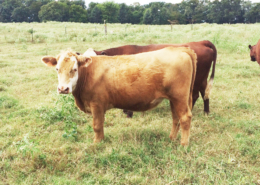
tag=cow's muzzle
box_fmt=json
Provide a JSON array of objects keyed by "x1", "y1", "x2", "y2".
[
  {"x1": 58, "y1": 87, "x2": 69, "y2": 94},
  {"x1": 251, "y1": 56, "x2": 256, "y2": 61}
]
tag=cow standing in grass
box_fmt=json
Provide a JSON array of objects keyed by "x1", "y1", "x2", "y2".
[
  {"x1": 41, "y1": 47, "x2": 197, "y2": 146},
  {"x1": 249, "y1": 39, "x2": 260, "y2": 65},
  {"x1": 94, "y1": 40, "x2": 217, "y2": 117}
]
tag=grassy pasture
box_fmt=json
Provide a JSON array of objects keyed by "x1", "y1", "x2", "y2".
[{"x1": 0, "y1": 22, "x2": 260, "y2": 184}]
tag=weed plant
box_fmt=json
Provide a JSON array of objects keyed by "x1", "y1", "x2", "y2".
[{"x1": 0, "y1": 22, "x2": 260, "y2": 184}]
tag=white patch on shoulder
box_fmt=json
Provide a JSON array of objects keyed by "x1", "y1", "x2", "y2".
[{"x1": 83, "y1": 48, "x2": 97, "y2": 56}]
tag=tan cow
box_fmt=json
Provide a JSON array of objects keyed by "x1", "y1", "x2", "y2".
[{"x1": 41, "y1": 47, "x2": 197, "y2": 146}]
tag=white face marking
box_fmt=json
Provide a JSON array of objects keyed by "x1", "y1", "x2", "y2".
[
  {"x1": 56, "y1": 52, "x2": 79, "y2": 94},
  {"x1": 70, "y1": 57, "x2": 79, "y2": 91},
  {"x1": 83, "y1": 48, "x2": 97, "y2": 57}
]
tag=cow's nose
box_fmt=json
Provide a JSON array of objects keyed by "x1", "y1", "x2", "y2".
[
  {"x1": 58, "y1": 86, "x2": 69, "y2": 94},
  {"x1": 64, "y1": 87, "x2": 69, "y2": 93}
]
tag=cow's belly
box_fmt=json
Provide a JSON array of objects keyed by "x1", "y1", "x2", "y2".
[{"x1": 115, "y1": 97, "x2": 164, "y2": 112}]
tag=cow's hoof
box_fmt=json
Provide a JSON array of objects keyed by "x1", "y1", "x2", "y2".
[
  {"x1": 94, "y1": 137, "x2": 104, "y2": 143},
  {"x1": 181, "y1": 142, "x2": 189, "y2": 146},
  {"x1": 204, "y1": 111, "x2": 209, "y2": 116},
  {"x1": 127, "y1": 112, "x2": 133, "y2": 118},
  {"x1": 169, "y1": 134, "x2": 177, "y2": 141}
]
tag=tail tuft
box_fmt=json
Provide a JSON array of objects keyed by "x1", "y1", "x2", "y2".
[{"x1": 204, "y1": 78, "x2": 213, "y2": 100}]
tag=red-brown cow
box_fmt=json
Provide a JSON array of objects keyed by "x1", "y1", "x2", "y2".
[
  {"x1": 41, "y1": 47, "x2": 197, "y2": 146},
  {"x1": 249, "y1": 39, "x2": 260, "y2": 65},
  {"x1": 94, "y1": 40, "x2": 217, "y2": 117}
]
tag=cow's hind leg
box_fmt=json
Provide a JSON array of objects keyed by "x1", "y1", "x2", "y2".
[
  {"x1": 90, "y1": 103, "x2": 105, "y2": 143},
  {"x1": 171, "y1": 99, "x2": 192, "y2": 146},
  {"x1": 201, "y1": 90, "x2": 209, "y2": 114},
  {"x1": 192, "y1": 89, "x2": 199, "y2": 109},
  {"x1": 169, "y1": 101, "x2": 180, "y2": 141},
  {"x1": 123, "y1": 109, "x2": 133, "y2": 118},
  {"x1": 200, "y1": 81, "x2": 209, "y2": 114}
]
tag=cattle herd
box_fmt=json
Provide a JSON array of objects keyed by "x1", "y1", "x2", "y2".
[{"x1": 41, "y1": 39, "x2": 260, "y2": 146}]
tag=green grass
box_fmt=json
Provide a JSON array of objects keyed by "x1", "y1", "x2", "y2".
[{"x1": 0, "y1": 22, "x2": 260, "y2": 184}]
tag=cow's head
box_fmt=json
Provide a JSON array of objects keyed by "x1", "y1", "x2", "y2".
[
  {"x1": 249, "y1": 44, "x2": 256, "y2": 62},
  {"x1": 100, "y1": 51, "x2": 107, "y2": 55},
  {"x1": 41, "y1": 48, "x2": 96, "y2": 94}
]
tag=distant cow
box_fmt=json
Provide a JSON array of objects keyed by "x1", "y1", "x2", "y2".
[
  {"x1": 94, "y1": 40, "x2": 217, "y2": 117},
  {"x1": 41, "y1": 47, "x2": 197, "y2": 146},
  {"x1": 249, "y1": 39, "x2": 260, "y2": 65}
]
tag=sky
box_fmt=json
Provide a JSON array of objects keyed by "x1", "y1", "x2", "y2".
[{"x1": 85, "y1": 0, "x2": 260, "y2": 6}]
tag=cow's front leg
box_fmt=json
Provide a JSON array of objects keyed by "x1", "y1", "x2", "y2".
[{"x1": 90, "y1": 103, "x2": 105, "y2": 143}]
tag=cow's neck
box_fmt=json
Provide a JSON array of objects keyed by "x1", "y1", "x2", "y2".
[{"x1": 72, "y1": 63, "x2": 94, "y2": 112}]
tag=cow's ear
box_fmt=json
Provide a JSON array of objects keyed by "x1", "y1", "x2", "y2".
[
  {"x1": 249, "y1": 45, "x2": 252, "y2": 49},
  {"x1": 101, "y1": 51, "x2": 107, "y2": 55},
  {"x1": 41, "y1": 56, "x2": 57, "y2": 67},
  {"x1": 77, "y1": 55, "x2": 92, "y2": 68}
]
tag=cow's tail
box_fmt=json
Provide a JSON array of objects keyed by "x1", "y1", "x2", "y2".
[
  {"x1": 203, "y1": 41, "x2": 217, "y2": 100},
  {"x1": 183, "y1": 47, "x2": 197, "y2": 110}
]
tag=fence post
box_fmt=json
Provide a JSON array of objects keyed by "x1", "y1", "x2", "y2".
[
  {"x1": 32, "y1": 27, "x2": 33, "y2": 42},
  {"x1": 104, "y1": 20, "x2": 107, "y2": 35}
]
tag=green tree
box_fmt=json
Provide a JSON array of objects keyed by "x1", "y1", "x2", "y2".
[
  {"x1": 119, "y1": 3, "x2": 129, "y2": 23},
  {"x1": 98, "y1": 1, "x2": 119, "y2": 23},
  {"x1": 28, "y1": 1, "x2": 43, "y2": 22},
  {"x1": 221, "y1": 0, "x2": 242, "y2": 23},
  {"x1": 245, "y1": 3, "x2": 260, "y2": 23},
  {"x1": 12, "y1": 5, "x2": 30, "y2": 22},
  {"x1": 158, "y1": 7, "x2": 171, "y2": 24},
  {"x1": 0, "y1": 0, "x2": 21, "y2": 22},
  {"x1": 69, "y1": 4, "x2": 87, "y2": 22},
  {"x1": 87, "y1": 2, "x2": 99, "y2": 21},
  {"x1": 89, "y1": 5, "x2": 102, "y2": 23},
  {"x1": 128, "y1": 3, "x2": 144, "y2": 24},
  {"x1": 150, "y1": 3, "x2": 161, "y2": 24},
  {"x1": 143, "y1": 8, "x2": 152, "y2": 24},
  {"x1": 59, "y1": 0, "x2": 86, "y2": 9},
  {"x1": 38, "y1": 1, "x2": 69, "y2": 22},
  {"x1": 207, "y1": 0, "x2": 222, "y2": 23},
  {"x1": 167, "y1": 3, "x2": 186, "y2": 24}
]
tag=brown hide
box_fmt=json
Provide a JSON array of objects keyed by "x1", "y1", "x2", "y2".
[
  {"x1": 94, "y1": 40, "x2": 217, "y2": 116},
  {"x1": 249, "y1": 39, "x2": 260, "y2": 65},
  {"x1": 73, "y1": 47, "x2": 197, "y2": 146}
]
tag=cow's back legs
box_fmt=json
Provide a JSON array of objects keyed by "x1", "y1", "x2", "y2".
[
  {"x1": 123, "y1": 109, "x2": 133, "y2": 118},
  {"x1": 192, "y1": 89, "x2": 199, "y2": 109},
  {"x1": 170, "y1": 99, "x2": 192, "y2": 146},
  {"x1": 169, "y1": 101, "x2": 180, "y2": 141},
  {"x1": 200, "y1": 80, "x2": 209, "y2": 114},
  {"x1": 90, "y1": 103, "x2": 105, "y2": 143},
  {"x1": 200, "y1": 90, "x2": 209, "y2": 114}
]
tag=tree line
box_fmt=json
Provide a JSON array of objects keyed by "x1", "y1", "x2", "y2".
[{"x1": 0, "y1": 0, "x2": 260, "y2": 24}]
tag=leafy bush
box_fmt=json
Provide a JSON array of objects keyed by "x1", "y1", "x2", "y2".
[{"x1": 37, "y1": 94, "x2": 87, "y2": 139}]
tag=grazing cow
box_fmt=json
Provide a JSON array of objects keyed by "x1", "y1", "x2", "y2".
[
  {"x1": 94, "y1": 40, "x2": 217, "y2": 117},
  {"x1": 41, "y1": 47, "x2": 197, "y2": 146},
  {"x1": 249, "y1": 39, "x2": 260, "y2": 65}
]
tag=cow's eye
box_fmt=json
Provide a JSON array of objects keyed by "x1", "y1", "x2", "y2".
[{"x1": 74, "y1": 69, "x2": 77, "y2": 72}]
